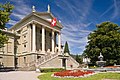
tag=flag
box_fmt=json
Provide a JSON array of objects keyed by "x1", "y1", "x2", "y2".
[{"x1": 51, "y1": 18, "x2": 57, "y2": 27}]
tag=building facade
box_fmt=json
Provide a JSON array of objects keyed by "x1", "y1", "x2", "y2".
[{"x1": 0, "y1": 6, "x2": 79, "y2": 70}]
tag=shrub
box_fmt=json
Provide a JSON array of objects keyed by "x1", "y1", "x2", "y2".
[{"x1": 40, "y1": 68, "x2": 65, "y2": 73}]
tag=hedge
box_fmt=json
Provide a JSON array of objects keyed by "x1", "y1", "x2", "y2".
[{"x1": 40, "y1": 68, "x2": 65, "y2": 73}]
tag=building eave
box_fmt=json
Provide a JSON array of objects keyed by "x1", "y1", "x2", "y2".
[{"x1": 0, "y1": 29, "x2": 20, "y2": 37}]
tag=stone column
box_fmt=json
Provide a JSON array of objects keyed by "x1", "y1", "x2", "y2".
[
  {"x1": 58, "y1": 32, "x2": 61, "y2": 53},
  {"x1": 32, "y1": 23, "x2": 36, "y2": 52},
  {"x1": 42, "y1": 26, "x2": 45, "y2": 52},
  {"x1": 52, "y1": 30, "x2": 55, "y2": 53},
  {"x1": 28, "y1": 25, "x2": 32, "y2": 52},
  {"x1": 12, "y1": 37, "x2": 15, "y2": 55}
]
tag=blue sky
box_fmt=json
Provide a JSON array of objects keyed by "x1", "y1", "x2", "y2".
[{"x1": 1, "y1": 0, "x2": 120, "y2": 55}]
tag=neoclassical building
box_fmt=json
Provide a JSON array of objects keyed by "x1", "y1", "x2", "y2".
[{"x1": 0, "y1": 6, "x2": 79, "y2": 70}]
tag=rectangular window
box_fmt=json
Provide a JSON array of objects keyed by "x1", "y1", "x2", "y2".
[
  {"x1": 24, "y1": 57, "x2": 26, "y2": 63},
  {"x1": 24, "y1": 44, "x2": 26, "y2": 47},
  {"x1": 7, "y1": 42, "x2": 12, "y2": 53},
  {"x1": 49, "y1": 33, "x2": 52, "y2": 37}
]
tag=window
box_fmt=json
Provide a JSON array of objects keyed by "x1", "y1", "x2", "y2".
[
  {"x1": 37, "y1": 56, "x2": 41, "y2": 59},
  {"x1": 24, "y1": 44, "x2": 26, "y2": 47},
  {"x1": 24, "y1": 35, "x2": 26, "y2": 38},
  {"x1": 24, "y1": 57, "x2": 26, "y2": 63},
  {"x1": 7, "y1": 42, "x2": 12, "y2": 53},
  {"x1": 49, "y1": 33, "x2": 52, "y2": 37}
]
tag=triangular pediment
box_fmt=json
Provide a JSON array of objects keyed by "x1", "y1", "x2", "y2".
[
  {"x1": 35, "y1": 12, "x2": 54, "y2": 22},
  {"x1": 9, "y1": 12, "x2": 63, "y2": 31}
]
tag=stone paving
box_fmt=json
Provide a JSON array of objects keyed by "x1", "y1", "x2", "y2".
[{"x1": 0, "y1": 71, "x2": 41, "y2": 80}]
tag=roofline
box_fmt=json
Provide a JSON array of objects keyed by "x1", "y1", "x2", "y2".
[
  {"x1": 0, "y1": 29, "x2": 20, "y2": 37},
  {"x1": 9, "y1": 13, "x2": 33, "y2": 30},
  {"x1": 9, "y1": 12, "x2": 63, "y2": 30}
]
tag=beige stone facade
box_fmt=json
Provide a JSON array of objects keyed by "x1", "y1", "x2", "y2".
[{"x1": 0, "y1": 6, "x2": 79, "y2": 70}]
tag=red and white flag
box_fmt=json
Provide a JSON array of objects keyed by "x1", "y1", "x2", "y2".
[{"x1": 51, "y1": 18, "x2": 57, "y2": 27}]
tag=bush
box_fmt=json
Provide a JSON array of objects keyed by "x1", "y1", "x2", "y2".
[{"x1": 40, "y1": 68, "x2": 65, "y2": 73}]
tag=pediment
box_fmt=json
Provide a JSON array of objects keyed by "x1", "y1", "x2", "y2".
[
  {"x1": 9, "y1": 12, "x2": 63, "y2": 31},
  {"x1": 35, "y1": 12, "x2": 53, "y2": 22}
]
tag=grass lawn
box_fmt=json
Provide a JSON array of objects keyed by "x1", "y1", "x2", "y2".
[{"x1": 38, "y1": 72, "x2": 120, "y2": 80}]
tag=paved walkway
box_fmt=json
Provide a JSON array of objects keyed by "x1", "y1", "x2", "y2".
[{"x1": 0, "y1": 71, "x2": 41, "y2": 80}]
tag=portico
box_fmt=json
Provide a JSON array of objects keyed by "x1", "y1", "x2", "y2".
[{"x1": 30, "y1": 22, "x2": 61, "y2": 54}]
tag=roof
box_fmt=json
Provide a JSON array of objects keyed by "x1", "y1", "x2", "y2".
[
  {"x1": 0, "y1": 29, "x2": 20, "y2": 37},
  {"x1": 9, "y1": 12, "x2": 63, "y2": 30}
]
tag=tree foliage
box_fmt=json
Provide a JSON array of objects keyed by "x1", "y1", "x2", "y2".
[
  {"x1": 84, "y1": 22, "x2": 120, "y2": 65},
  {"x1": 75, "y1": 54, "x2": 83, "y2": 64},
  {"x1": 64, "y1": 41, "x2": 70, "y2": 54},
  {"x1": 0, "y1": 2, "x2": 14, "y2": 48}
]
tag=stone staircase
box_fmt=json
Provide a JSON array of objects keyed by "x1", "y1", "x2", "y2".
[{"x1": 18, "y1": 52, "x2": 59, "y2": 71}]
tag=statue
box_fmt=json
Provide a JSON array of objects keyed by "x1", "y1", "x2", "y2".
[
  {"x1": 98, "y1": 53, "x2": 103, "y2": 61},
  {"x1": 32, "y1": 6, "x2": 36, "y2": 12}
]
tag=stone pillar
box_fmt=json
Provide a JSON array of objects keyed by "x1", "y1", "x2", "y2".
[
  {"x1": 42, "y1": 26, "x2": 45, "y2": 52},
  {"x1": 28, "y1": 25, "x2": 32, "y2": 52},
  {"x1": 58, "y1": 32, "x2": 61, "y2": 53},
  {"x1": 32, "y1": 23, "x2": 36, "y2": 52},
  {"x1": 52, "y1": 30, "x2": 55, "y2": 53},
  {"x1": 12, "y1": 37, "x2": 15, "y2": 55}
]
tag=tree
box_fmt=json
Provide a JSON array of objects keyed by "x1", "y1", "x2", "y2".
[
  {"x1": 0, "y1": 2, "x2": 14, "y2": 48},
  {"x1": 75, "y1": 54, "x2": 83, "y2": 64},
  {"x1": 64, "y1": 41, "x2": 70, "y2": 54},
  {"x1": 83, "y1": 21, "x2": 120, "y2": 65}
]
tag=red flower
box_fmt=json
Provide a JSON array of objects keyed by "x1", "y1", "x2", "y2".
[{"x1": 54, "y1": 70, "x2": 94, "y2": 78}]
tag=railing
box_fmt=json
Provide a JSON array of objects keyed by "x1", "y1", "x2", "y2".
[
  {"x1": 26, "y1": 52, "x2": 59, "y2": 68},
  {"x1": 36, "y1": 52, "x2": 58, "y2": 66}
]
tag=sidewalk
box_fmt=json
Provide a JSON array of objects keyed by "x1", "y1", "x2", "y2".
[{"x1": 0, "y1": 71, "x2": 42, "y2": 80}]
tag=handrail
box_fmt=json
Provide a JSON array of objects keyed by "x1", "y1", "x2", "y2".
[{"x1": 26, "y1": 52, "x2": 58, "y2": 67}]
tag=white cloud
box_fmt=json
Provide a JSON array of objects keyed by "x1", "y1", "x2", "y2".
[
  {"x1": 100, "y1": 5, "x2": 113, "y2": 17},
  {"x1": 100, "y1": 0, "x2": 120, "y2": 20},
  {"x1": 55, "y1": 0, "x2": 93, "y2": 21},
  {"x1": 111, "y1": 0, "x2": 120, "y2": 19},
  {"x1": 8, "y1": 0, "x2": 31, "y2": 25},
  {"x1": 8, "y1": 20, "x2": 18, "y2": 25},
  {"x1": 61, "y1": 23, "x2": 90, "y2": 54}
]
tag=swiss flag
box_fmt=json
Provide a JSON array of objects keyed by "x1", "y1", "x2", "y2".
[{"x1": 51, "y1": 18, "x2": 57, "y2": 27}]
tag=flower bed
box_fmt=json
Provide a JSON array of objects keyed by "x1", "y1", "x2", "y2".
[{"x1": 53, "y1": 70, "x2": 95, "y2": 78}]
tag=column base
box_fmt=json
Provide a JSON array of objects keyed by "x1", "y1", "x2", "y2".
[
  {"x1": 41, "y1": 51, "x2": 45, "y2": 54},
  {"x1": 30, "y1": 51, "x2": 37, "y2": 54},
  {"x1": 51, "y1": 51, "x2": 55, "y2": 54}
]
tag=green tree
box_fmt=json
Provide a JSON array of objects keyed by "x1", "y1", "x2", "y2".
[
  {"x1": 84, "y1": 21, "x2": 120, "y2": 65},
  {"x1": 75, "y1": 54, "x2": 83, "y2": 64},
  {"x1": 0, "y1": 2, "x2": 14, "y2": 48},
  {"x1": 64, "y1": 41, "x2": 70, "y2": 54}
]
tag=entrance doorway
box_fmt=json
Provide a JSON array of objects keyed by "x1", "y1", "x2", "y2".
[{"x1": 62, "y1": 58, "x2": 66, "y2": 68}]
